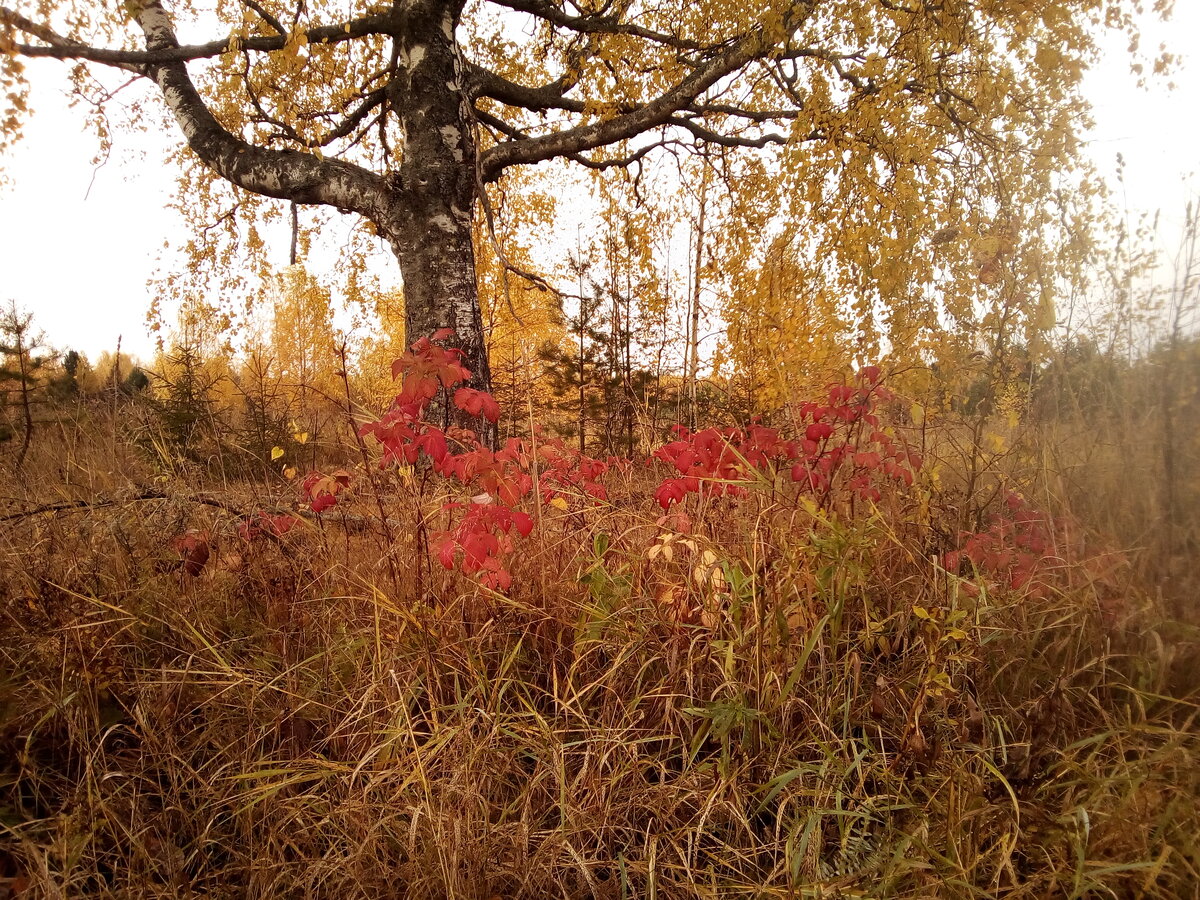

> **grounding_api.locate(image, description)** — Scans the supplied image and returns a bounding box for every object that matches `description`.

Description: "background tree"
[355,287,411,409]
[85,349,150,396]
[47,349,83,401]
[0,301,54,466]
[268,264,341,437]
[148,339,229,466]
[234,348,302,475]
[541,261,608,453]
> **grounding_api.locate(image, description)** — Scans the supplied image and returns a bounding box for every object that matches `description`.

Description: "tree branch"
[0,489,246,524]
[0,5,392,66]
[128,0,385,217]
[687,101,802,122]
[478,27,772,180]
[489,0,704,51]
[467,63,587,114]
[474,106,669,171]
[237,0,287,36]
[668,115,794,149]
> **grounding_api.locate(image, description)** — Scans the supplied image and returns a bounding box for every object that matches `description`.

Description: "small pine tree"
[122,367,150,395]
[0,301,54,467]
[149,342,225,463]
[539,281,611,453]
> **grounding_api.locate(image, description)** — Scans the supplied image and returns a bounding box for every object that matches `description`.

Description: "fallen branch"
[0,489,254,524]
[0,488,386,533]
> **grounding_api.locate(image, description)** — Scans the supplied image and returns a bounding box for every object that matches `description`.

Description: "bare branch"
[474,106,668,171]
[466,63,587,114]
[128,0,385,218]
[237,0,286,36]
[489,0,704,52]
[668,115,793,149]
[686,101,802,122]
[0,5,393,67]
[479,27,772,180]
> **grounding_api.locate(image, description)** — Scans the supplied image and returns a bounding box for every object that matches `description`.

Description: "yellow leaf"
[293,431,309,444]
[283,466,297,480]
[912,605,931,620]
[271,446,285,460]
[549,497,569,511]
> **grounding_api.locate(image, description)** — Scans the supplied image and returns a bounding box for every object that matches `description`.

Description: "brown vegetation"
[1,344,1197,898]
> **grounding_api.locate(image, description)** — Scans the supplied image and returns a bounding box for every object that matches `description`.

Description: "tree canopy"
[0,0,1164,420]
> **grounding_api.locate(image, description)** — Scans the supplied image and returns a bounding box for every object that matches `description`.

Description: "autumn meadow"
[1,0,1199,897]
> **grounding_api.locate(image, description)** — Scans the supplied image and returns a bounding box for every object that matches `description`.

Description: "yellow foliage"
[269,264,340,404]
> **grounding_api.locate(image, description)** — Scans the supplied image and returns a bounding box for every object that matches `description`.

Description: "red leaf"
[481,568,512,591]
[172,530,211,577]
[654,478,689,509]
[399,372,440,406]
[268,514,298,536]
[829,384,854,406]
[416,427,449,463]
[453,387,501,422]
[806,422,834,442]
[436,358,472,388]
[390,353,415,380]
[435,536,457,570]
[853,451,881,469]
[512,510,534,537]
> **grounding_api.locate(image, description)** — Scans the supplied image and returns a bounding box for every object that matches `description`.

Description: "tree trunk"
[378,0,493,438]
[133,0,495,435]
[14,327,33,469]
[578,308,587,455]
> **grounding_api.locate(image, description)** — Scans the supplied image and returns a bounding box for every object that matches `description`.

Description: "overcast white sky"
[0,6,1197,360]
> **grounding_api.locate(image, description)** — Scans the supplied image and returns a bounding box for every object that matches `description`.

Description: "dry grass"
[0,400,1198,899]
